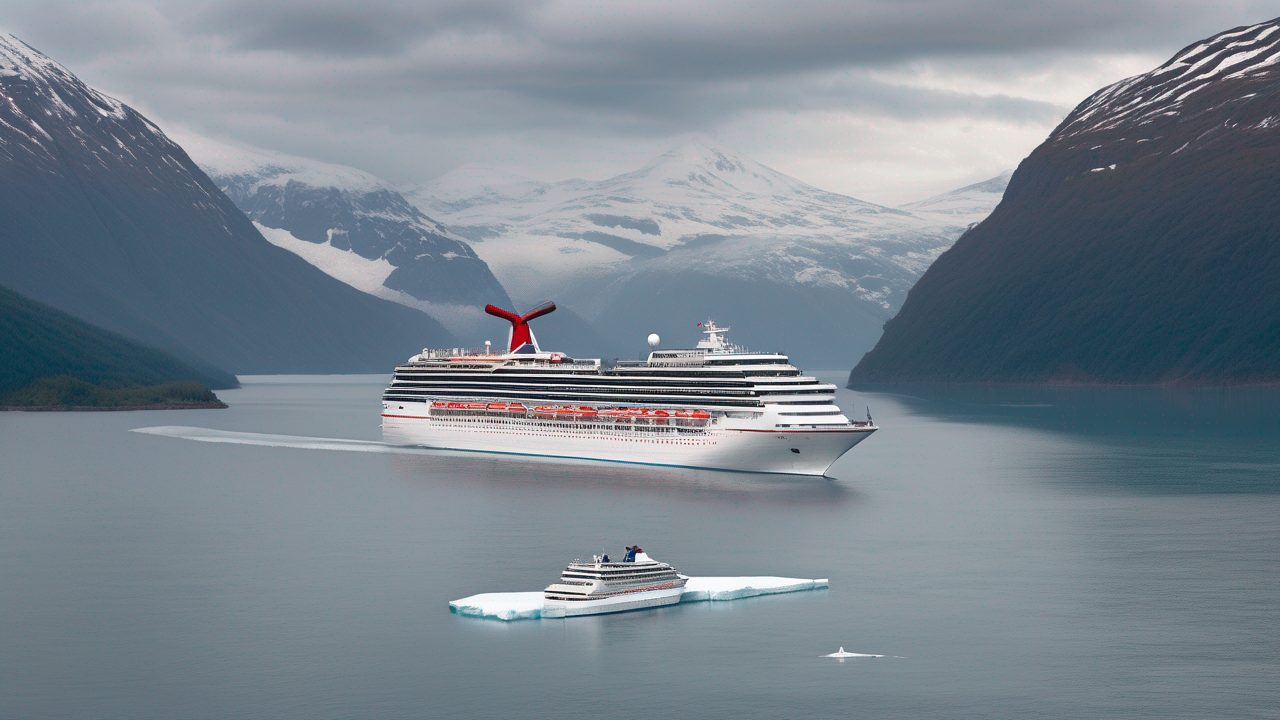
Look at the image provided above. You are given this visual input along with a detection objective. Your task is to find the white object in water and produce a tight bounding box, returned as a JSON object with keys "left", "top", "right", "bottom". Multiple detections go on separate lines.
{"left": 449, "top": 575, "right": 827, "bottom": 621}
{"left": 681, "top": 576, "right": 828, "bottom": 602}
{"left": 542, "top": 546, "right": 687, "bottom": 617}
{"left": 380, "top": 316, "right": 877, "bottom": 476}
{"left": 824, "top": 647, "right": 885, "bottom": 659}
{"left": 647, "top": 333, "right": 660, "bottom": 347}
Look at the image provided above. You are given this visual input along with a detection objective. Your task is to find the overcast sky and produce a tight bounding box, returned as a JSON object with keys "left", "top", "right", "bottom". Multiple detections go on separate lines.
{"left": 3, "top": 1, "right": 1274, "bottom": 204}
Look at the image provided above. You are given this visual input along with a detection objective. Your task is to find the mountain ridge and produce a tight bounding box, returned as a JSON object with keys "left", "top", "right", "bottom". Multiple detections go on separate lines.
{"left": 181, "top": 134, "right": 512, "bottom": 313}
{"left": 849, "top": 17, "right": 1280, "bottom": 385}
{"left": 407, "top": 137, "right": 1011, "bottom": 366}
{"left": 0, "top": 34, "right": 455, "bottom": 373}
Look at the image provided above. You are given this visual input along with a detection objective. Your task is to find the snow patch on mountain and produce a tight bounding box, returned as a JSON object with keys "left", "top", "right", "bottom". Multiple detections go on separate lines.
{"left": 1056, "top": 18, "right": 1280, "bottom": 140}
{"left": 255, "top": 223, "right": 395, "bottom": 290}
{"left": 179, "top": 134, "right": 513, "bottom": 313}
{"left": 253, "top": 221, "right": 489, "bottom": 335}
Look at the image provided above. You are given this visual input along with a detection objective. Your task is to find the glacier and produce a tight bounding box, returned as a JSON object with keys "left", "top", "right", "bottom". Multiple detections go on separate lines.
{"left": 449, "top": 576, "right": 828, "bottom": 621}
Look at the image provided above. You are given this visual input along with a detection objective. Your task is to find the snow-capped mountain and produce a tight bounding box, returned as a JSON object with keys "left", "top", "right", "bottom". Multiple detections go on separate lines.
{"left": 407, "top": 138, "right": 1010, "bottom": 366}
{"left": 0, "top": 33, "right": 454, "bottom": 373}
{"left": 851, "top": 17, "right": 1280, "bottom": 384}
{"left": 181, "top": 135, "right": 512, "bottom": 324}
{"left": 1054, "top": 21, "right": 1280, "bottom": 140}
{"left": 900, "top": 169, "right": 1015, "bottom": 223}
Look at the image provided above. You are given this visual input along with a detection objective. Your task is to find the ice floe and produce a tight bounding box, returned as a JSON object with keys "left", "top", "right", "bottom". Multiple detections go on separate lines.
{"left": 449, "top": 576, "right": 828, "bottom": 621}
{"left": 680, "top": 576, "right": 827, "bottom": 602}
{"left": 449, "top": 592, "right": 546, "bottom": 622}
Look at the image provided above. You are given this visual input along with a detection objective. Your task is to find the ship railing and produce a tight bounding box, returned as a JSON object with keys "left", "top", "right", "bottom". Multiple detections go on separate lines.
{"left": 417, "top": 347, "right": 489, "bottom": 359}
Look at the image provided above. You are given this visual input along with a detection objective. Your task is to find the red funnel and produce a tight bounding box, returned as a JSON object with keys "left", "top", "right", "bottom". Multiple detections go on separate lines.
{"left": 485, "top": 302, "right": 556, "bottom": 351}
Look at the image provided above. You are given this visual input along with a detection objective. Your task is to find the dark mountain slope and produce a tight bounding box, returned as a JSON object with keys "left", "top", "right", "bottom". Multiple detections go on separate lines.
{"left": 1, "top": 283, "right": 235, "bottom": 405}
{"left": 0, "top": 34, "right": 452, "bottom": 373}
{"left": 850, "top": 18, "right": 1280, "bottom": 385}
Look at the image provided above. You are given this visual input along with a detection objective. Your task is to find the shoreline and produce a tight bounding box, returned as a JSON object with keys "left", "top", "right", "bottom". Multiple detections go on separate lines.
{"left": 1, "top": 401, "right": 228, "bottom": 412}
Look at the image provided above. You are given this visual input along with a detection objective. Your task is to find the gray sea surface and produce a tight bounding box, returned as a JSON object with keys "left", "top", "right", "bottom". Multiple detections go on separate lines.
{"left": 2, "top": 374, "right": 1277, "bottom": 719}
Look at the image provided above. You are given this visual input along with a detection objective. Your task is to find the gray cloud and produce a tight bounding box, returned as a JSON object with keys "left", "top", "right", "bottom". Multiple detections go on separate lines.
{"left": 2, "top": 0, "right": 1275, "bottom": 203}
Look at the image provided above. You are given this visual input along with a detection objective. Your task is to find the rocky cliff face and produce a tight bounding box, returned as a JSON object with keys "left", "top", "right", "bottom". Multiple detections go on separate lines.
{"left": 0, "top": 34, "right": 453, "bottom": 373}
{"left": 850, "top": 18, "right": 1280, "bottom": 385}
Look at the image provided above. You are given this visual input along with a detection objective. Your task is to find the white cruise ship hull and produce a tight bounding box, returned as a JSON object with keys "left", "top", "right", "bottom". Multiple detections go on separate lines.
{"left": 381, "top": 409, "right": 874, "bottom": 476}
{"left": 542, "top": 585, "right": 686, "bottom": 618}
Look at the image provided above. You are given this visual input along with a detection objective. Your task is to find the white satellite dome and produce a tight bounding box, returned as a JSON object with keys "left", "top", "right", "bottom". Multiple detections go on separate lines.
{"left": 647, "top": 333, "right": 660, "bottom": 348}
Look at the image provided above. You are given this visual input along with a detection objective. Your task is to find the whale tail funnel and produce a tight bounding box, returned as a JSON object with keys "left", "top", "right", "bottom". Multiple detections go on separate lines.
{"left": 485, "top": 301, "right": 556, "bottom": 352}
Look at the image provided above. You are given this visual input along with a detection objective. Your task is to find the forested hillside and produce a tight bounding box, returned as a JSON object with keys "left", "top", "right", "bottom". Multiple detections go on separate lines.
{"left": 1, "top": 284, "right": 235, "bottom": 407}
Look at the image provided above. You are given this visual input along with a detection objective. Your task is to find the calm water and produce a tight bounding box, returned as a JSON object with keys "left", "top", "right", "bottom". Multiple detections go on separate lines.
{"left": 2, "top": 375, "right": 1277, "bottom": 719}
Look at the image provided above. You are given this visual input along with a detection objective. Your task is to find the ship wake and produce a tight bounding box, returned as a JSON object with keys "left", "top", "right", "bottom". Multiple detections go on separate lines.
{"left": 131, "top": 425, "right": 422, "bottom": 455}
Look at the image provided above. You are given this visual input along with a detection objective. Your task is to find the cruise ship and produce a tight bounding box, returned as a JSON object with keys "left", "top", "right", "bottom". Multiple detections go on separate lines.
{"left": 380, "top": 302, "right": 876, "bottom": 475}
{"left": 542, "top": 546, "right": 687, "bottom": 617}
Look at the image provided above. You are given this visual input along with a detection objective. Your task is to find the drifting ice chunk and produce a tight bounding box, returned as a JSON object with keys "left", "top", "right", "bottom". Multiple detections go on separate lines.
{"left": 449, "top": 592, "right": 545, "bottom": 621}
{"left": 448, "top": 576, "right": 827, "bottom": 621}
{"left": 679, "top": 576, "right": 828, "bottom": 602}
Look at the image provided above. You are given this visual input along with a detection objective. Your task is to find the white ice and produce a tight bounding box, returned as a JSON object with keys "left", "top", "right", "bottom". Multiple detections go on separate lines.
{"left": 679, "top": 576, "right": 828, "bottom": 602}
{"left": 449, "top": 592, "right": 546, "bottom": 622}
{"left": 449, "top": 576, "right": 828, "bottom": 621}
{"left": 255, "top": 223, "right": 395, "bottom": 293}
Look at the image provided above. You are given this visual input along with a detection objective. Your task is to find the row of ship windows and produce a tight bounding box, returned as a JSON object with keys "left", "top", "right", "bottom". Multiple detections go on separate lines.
{"left": 396, "top": 373, "right": 759, "bottom": 387}
{"left": 393, "top": 383, "right": 759, "bottom": 396}
{"left": 562, "top": 569, "right": 676, "bottom": 576}
{"left": 394, "top": 375, "right": 812, "bottom": 387}
{"left": 563, "top": 573, "right": 675, "bottom": 579}
{"left": 392, "top": 387, "right": 833, "bottom": 399}
{"left": 409, "top": 423, "right": 716, "bottom": 444}
{"left": 393, "top": 382, "right": 830, "bottom": 396}
{"left": 562, "top": 572, "right": 677, "bottom": 579}
{"left": 426, "top": 417, "right": 709, "bottom": 433}
{"left": 545, "top": 584, "right": 681, "bottom": 600}
{"left": 386, "top": 392, "right": 762, "bottom": 407}
{"left": 399, "top": 369, "right": 803, "bottom": 379}
{"left": 385, "top": 395, "right": 833, "bottom": 408}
